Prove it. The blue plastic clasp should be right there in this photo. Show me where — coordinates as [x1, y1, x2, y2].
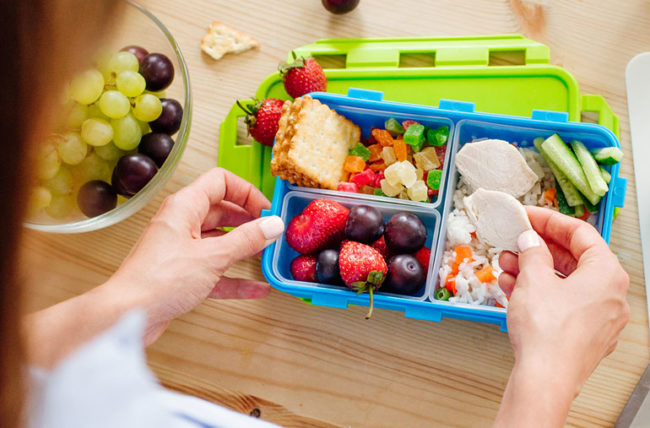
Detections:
[612, 177, 627, 208]
[531, 109, 569, 123]
[438, 99, 475, 113]
[404, 306, 442, 322]
[347, 88, 384, 101]
[260, 209, 271, 218]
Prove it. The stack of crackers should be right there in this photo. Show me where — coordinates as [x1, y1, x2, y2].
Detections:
[271, 96, 361, 190]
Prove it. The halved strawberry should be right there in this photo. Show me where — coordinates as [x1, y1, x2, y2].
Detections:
[286, 199, 349, 254]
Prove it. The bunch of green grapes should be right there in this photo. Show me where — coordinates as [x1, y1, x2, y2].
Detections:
[29, 47, 171, 221]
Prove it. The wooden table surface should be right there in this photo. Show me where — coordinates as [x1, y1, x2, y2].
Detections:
[20, 0, 650, 426]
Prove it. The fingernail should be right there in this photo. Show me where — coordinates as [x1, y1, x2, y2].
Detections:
[517, 229, 540, 252]
[260, 215, 284, 240]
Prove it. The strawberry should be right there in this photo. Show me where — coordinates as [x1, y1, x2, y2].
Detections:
[286, 199, 349, 254]
[279, 52, 327, 98]
[236, 98, 284, 146]
[371, 235, 389, 260]
[339, 240, 388, 319]
[290, 255, 318, 282]
[413, 246, 431, 272]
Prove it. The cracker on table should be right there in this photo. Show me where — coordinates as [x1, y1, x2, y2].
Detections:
[271, 96, 360, 190]
[200, 22, 259, 60]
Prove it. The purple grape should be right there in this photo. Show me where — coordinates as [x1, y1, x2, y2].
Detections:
[139, 53, 174, 91]
[321, 0, 360, 14]
[114, 154, 158, 195]
[77, 180, 117, 217]
[384, 254, 425, 295]
[149, 98, 182, 135]
[316, 249, 342, 285]
[384, 212, 427, 253]
[120, 45, 149, 63]
[111, 168, 133, 197]
[139, 133, 174, 167]
[345, 205, 384, 244]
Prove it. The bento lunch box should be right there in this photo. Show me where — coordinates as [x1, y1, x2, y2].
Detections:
[260, 89, 627, 331]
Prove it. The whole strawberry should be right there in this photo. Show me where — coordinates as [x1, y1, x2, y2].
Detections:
[279, 52, 327, 98]
[237, 98, 284, 146]
[371, 235, 389, 260]
[290, 255, 318, 282]
[339, 240, 388, 319]
[286, 199, 349, 254]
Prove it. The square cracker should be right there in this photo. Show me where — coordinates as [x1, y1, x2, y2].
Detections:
[201, 22, 259, 60]
[271, 96, 360, 190]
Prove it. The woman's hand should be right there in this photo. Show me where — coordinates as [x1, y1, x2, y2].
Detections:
[494, 206, 629, 427]
[25, 168, 284, 367]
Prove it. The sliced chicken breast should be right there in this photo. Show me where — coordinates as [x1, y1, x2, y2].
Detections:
[464, 188, 532, 252]
[455, 139, 538, 198]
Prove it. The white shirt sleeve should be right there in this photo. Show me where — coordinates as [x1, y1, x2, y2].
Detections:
[28, 310, 279, 428]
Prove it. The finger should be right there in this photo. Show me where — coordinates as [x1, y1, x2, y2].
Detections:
[525, 206, 609, 261]
[209, 277, 271, 299]
[202, 201, 257, 231]
[499, 251, 519, 276]
[158, 168, 270, 235]
[498, 272, 516, 297]
[202, 215, 284, 264]
[547, 241, 578, 276]
[517, 229, 555, 277]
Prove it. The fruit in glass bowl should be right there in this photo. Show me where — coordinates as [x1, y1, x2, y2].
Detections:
[25, 2, 191, 233]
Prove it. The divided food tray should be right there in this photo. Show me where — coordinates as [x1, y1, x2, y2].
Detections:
[260, 89, 627, 330]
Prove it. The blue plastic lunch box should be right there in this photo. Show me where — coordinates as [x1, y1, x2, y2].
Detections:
[260, 89, 627, 331]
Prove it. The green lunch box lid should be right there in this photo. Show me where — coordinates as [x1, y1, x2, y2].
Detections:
[218, 34, 619, 200]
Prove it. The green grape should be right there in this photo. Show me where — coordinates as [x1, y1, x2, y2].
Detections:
[69, 69, 104, 105]
[99, 90, 130, 119]
[72, 153, 112, 183]
[138, 119, 150, 135]
[27, 186, 52, 216]
[37, 141, 61, 180]
[46, 194, 75, 219]
[67, 103, 88, 129]
[145, 90, 166, 98]
[81, 118, 113, 146]
[116, 71, 146, 97]
[111, 113, 142, 150]
[43, 166, 74, 195]
[132, 94, 162, 122]
[94, 142, 124, 162]
[108, 52, 139, 76]
[56, 132, 87, 165]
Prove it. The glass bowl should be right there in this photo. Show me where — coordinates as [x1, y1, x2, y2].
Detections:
[25, 1, 191, 233]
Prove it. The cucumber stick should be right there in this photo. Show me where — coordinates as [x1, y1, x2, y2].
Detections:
[534, 137, 583, 207]
[570, 140, 608, 197]
[555, 179, 574, 216]
[600, 167, 611, 184]
[591, 147, 623, 166]
[541, 134, 601, 206]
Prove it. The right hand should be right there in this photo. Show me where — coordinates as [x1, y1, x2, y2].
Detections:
[498, 206, 629, 399]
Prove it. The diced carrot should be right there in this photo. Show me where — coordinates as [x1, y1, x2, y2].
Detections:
[577, 205, 590, 221]
[495, 302, 504, 308]
[445, 274, 456, 295]
[451, 262, 459, 275]
[544, 188, 557, 203]
[368, 161, 387, 172]
[343, 156, 366, 173]
[475, 265, 496, 283]
[454, 245, 473, 265]
[367, 144, 383, 162]
[393, 137, 408, 162]
[372, 128, 394, 146]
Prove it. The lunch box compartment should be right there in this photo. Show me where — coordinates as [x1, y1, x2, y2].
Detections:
[270, 190, 441, 304]
[285, 93, 455, 210]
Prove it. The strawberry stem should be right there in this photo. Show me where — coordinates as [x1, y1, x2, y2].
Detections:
[365, 286, 374, 320]
[236, 100, 253, 116]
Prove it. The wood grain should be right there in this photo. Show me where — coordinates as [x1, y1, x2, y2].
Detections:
[19, 0, 650, 426]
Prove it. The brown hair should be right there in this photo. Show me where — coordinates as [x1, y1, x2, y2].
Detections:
[0, 1, 118, 425]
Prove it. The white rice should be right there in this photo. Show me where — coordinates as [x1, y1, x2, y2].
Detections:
[438, 145, 555, 309]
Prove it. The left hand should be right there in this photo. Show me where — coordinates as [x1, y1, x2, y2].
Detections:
[102, 167, 284, 344]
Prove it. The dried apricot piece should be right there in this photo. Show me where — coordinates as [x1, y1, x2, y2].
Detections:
[343, 155, 366, 173]
[372, 128, 394, 147]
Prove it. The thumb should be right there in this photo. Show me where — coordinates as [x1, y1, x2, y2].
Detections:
[516, 229, 555, 274]
[205, 215, 284, 263]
